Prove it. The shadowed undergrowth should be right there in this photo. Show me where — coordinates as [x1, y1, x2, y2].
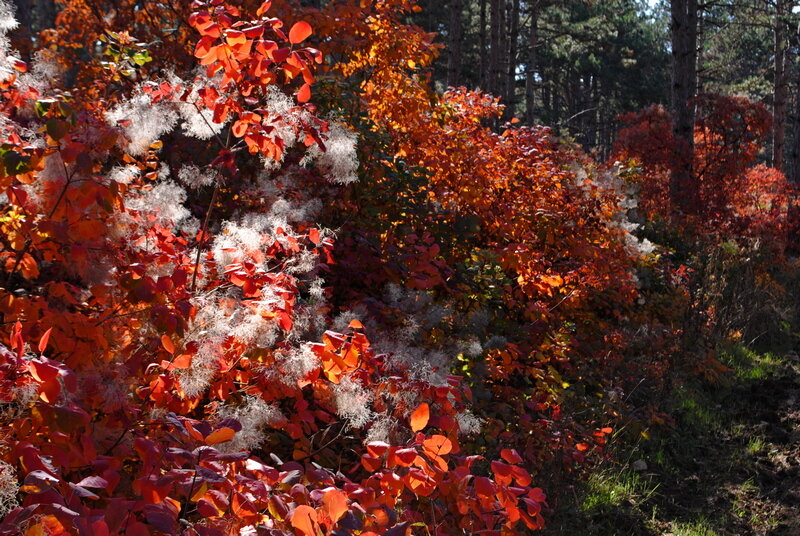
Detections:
[545, 342, 800, 535]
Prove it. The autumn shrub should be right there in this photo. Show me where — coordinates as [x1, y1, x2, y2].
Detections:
[0, 1, 553, 534]
[278, 0, 655, 489]
[613, 94, 792, 243]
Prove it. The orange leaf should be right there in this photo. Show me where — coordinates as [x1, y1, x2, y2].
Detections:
[256, 1, 272, 16]
[232, 119, 249, 138]
[171, 354, 192, 369]
[290, 505, 318, 536]
[297, 83, 311, 103]
[288, 21, 312, 45]
[161, 335, 175, 355]
[205, 427, 235, 445]
[422, 434, 452, 456]
[225, 30, 247, 47]
[321, 489, 348, 524]
[404, 469, 435, 496]
[410, 403, 429, 432]
[37, 328, 52, 354]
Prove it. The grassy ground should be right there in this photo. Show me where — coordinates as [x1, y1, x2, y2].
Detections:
[545, 343, 800, 535]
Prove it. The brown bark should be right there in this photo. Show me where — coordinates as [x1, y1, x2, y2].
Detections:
[503, 0, 520, 120]
[773, 0, 788, 170]
[489, 0, 502, 96]
[480, 0, 487, 90]
[670, 0, 700, 217]
[525, 0, 539, 124]
[447, 0, 464, 87]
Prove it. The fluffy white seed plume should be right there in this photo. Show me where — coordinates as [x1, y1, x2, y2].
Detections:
[106, 92, 178, 155]
[332, 376, 374, 429]
[0, 0, 18, 82]
[177, 164, 217, 189]
[215, 397, 286, 452]
[176, 340, 219, 398]
[108, 165, 141, 186]
[302, 121, 359, 184]
[277, 343, 320, 385]
[125, 180, 192, 230]
[0, 461, 18, 517]
[0, 1, 17, 31]
[455, 411, 483, 435]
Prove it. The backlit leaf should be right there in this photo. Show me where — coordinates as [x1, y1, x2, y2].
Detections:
[410, 403, 429, 432]
[289, 21, 312, 45]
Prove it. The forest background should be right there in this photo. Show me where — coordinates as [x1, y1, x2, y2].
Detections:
[0, 0, 799, 535]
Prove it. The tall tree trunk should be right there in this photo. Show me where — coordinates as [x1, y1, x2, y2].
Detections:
[525, 0, 539, 124]
[788, 76, 800, 254]
[447, 0, 464, 87]
[774, 0, 788, 170]
[791, 72, 800, 184]
[670, 0, 700, 217]
[489, 0, 502, 96]
[480, 0, 487, 90]
[503, 0, 520, 120]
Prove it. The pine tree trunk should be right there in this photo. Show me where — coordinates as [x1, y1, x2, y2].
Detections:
[480, 0, 487, 90]
[525, 0, 539, 124]
[773, 0, 788, 171]
[670, 0, 700, 217]
[447, 0, 464, 87]
[489, 0, 502, 96]
[791, 73, 800, 184]
[787, 67, 800, 254]
[503, 0, 520, 120]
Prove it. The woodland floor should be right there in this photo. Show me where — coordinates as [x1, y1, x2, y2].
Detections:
[545, 344, 800, 536]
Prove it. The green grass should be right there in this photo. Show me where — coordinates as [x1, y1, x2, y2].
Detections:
[669, 518, 720, 536]
[581, 469, 659, 512]
[676, 388, 720, 429]
[719, 343, 785, 382]
[746, 436, 765, 455]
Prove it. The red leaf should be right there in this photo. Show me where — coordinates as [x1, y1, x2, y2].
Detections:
[197, 498, 219, 518]
[308, 227, 320, 245]
[288, 21, 312, 45]
[388, 447, 417, 467]
[360, 454, 382, 472]
[500, 448, 523, 464]
[366, 441, 389, 457]
[410, 403, 429, 432]
[473, 476, 496, 498]
[29, 359, 59, 383]
[277, 311, 293, 331]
